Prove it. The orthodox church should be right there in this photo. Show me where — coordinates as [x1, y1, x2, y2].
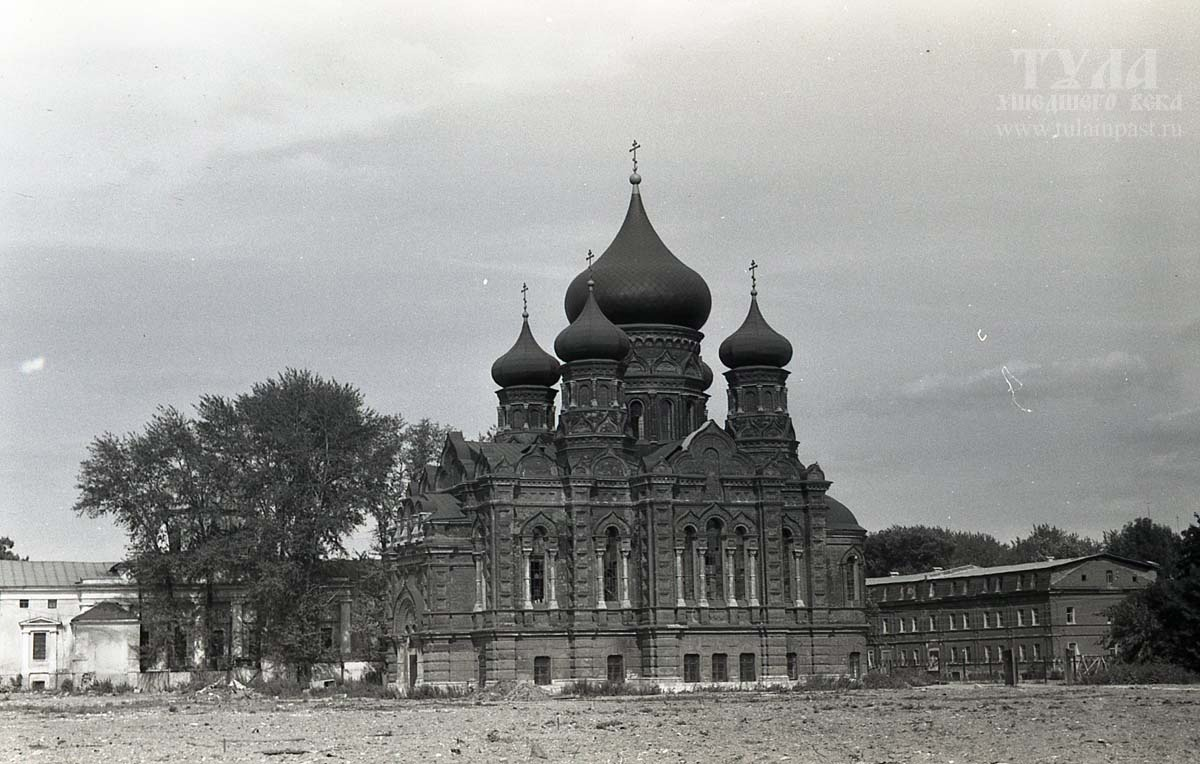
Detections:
[389, 155, 867, 689]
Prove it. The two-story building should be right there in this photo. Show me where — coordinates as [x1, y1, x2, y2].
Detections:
[865, 553, 1157, 680]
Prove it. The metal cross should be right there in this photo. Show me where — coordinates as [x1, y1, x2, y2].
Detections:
[586, 249, 595, 270]
[629, 140, 641, 172]
[748, 259, 758, 295]
[521, 282, 529, 317]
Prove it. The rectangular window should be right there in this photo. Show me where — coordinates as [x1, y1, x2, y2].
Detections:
[711, 653, 728, 682]
[984, 646, 991, 663]
[899, 651, 907, 666]
[910, 617, 917, 633]
[47, 599, 57, 609]
[533, 656, 551, 685]
[928, 583, 936, 598]
[982, 612, 990, 628]
[995, 612, 1003, 628]
[1032, 644, 1041, 660]
[1015, 575, 1022, 591]
[963, 646, 972, 663]
[898, 619, 904, 633]
[1031, 609, 1039, 626]
[321, 626, 334, 650]
[786, 652, 799, 681]
[881, 619, 889, 634]
[606, 655, 625, 683]
[739, 653, 756, 682]
[950, 647, 958, 663]
[32, 632, 47, 661]
[1081, 574, 1088, 582]
[684, 653, 701, 683]
[992, 577, 1001, 592]
[1066, 607, 1076, 625]
[530, 557, 545, 603]
[1017, 610, 1025, 627]
[961, 614, 969, 630]
[910, 650, 918, 666]
[928, 616, 936, 631]
[18, 599, 28, 608]
[948, 614, 955, 631]
[1106, 570, 1114, 584]
[959, 581, 967, 595]
[1018, 645, 1026, 661]
[1067, 642, 1078, 656]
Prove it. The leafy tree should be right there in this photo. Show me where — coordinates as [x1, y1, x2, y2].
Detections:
[1108, 514, 1200, 671]
[1007, 523, 1102, 563]
[76, 369, 401, 674]
[1103, 517, 1182, 575]
[865, 525, 1010, 577]
[0, 536, 26, 561]
[400, 418, 452, 482]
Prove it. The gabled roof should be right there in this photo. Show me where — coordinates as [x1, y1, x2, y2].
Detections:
[0, 561, 122, 589]
[866, 553, 1158, 586]
[72, 601, 137, 624]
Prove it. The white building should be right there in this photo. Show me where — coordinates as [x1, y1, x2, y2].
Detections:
[0, 561, 136, 690]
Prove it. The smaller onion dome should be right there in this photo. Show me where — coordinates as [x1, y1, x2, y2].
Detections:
[491, 316, 561, 387]
[554, 281, 632, 363]
[719, 291, 793, 369]
[699, 359, 714, 390]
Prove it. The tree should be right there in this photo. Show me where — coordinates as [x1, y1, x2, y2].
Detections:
[865, 525, 1010, 577]
[1007, 524, 1102, 563]
[76, 369, 402, 674]
[1103, 517, 1182, 575]
[0, 536, 26, 561]
[400, 418, 452, 482]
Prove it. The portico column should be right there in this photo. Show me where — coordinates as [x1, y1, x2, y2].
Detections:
[594, 548, 607, 609]
[547, 550, 558, 610]
[793, 549, 805, 607]
[697, 545, 709, 607]
[748, 546, 760, 607]
[473, 553, 484, 612]
[619, 547, 631, 609]
[522, 547, 533, 610]
[674, 547, 686, 607]
[725, 547, 737, 607]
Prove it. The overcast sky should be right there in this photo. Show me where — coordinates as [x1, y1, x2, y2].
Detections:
[2, 1, 1197, 561]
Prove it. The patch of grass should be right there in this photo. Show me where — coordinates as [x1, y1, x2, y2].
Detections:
[58, 678, 75, 694]
[405, 684, 469, 700]
[1078, 661, 1200, 685]
[90, 679, 133, 695]
[561, 680, 662, 697]
[862, 670, 939, 689]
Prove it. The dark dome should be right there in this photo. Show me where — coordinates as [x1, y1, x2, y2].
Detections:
[563, 178, 711, 330]
[554, 284, 632, 363]
[699, 359, 714, 390]
[491, 317, 561, 387]
[718, 294, 793, 369]
[825, 495, 865, 532]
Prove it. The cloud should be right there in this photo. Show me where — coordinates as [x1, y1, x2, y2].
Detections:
[19, 356, 45, 374]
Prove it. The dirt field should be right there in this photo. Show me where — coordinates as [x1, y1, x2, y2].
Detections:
[1, 683, 1196, 763]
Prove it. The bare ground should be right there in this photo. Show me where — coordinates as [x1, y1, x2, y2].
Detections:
[1, 683, 1197, 763]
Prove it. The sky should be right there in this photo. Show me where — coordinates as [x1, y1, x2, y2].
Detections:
[2, 1, 1198, 561]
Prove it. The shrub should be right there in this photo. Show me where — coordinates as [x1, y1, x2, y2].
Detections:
[1078, 661, 1200, 685]
[562, 680, 662, 697]
[58, 678, 74, 694]
[862, 670, 938, 689]
[406, 684, 469, 700]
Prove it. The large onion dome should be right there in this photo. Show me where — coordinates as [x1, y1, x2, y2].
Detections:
[491, 316, 561, 387]
[554, 281, 632, 362]
[719, 292, 793, 369]
[563, 174, 711, 330]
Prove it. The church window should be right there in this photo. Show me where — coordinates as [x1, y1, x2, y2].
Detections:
[606, 655, 625, 683]
[603, 526, 620, 602]
[705, 518, 724, 602]
[739, 653, 756, 682]
[685, 400, 696, 431]
[659, 398, 674, 441]
[684, 653, 700, 682]
[844, 555, 861, 604]
[598, 384, 611, 407]
[32, 632, 47, 661]
[786, 652, 799, 680]
[579, 383, 592, 405]
[711, 653, 728, 682]
[530, 527, 547, 604]
[683, 526, 698, 600]
[733, 526, 748, 601]
[533, 656, 551, 685]
[629, 400, 644, 440]
[762, 389, 774, 411]
[743, 388, 758, 412]
[511, 409, 526, 430]
[529, 407, 541, 429]
[781, 529, 794, 603]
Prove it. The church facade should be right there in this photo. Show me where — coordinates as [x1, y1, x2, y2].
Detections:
[388, 163, 867, 689]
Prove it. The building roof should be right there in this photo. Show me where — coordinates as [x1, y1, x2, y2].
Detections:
[491, 315, 561, 388]
[72, 601, 137, 624]
[719, 292, 794, 369]
[824, 496, 865, 532]
[866, 553, 1158, 586]
[0, 561, 122, 589]
[562, 174, 712, 331]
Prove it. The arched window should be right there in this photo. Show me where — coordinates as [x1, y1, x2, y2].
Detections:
[629, 400, 644, 440]
[743, 388, 758, 412]
[705, 518, 724, 602]
[683, 525, 697, 600]
[659, 398, 674, 441]
[529, 407, 541, 429]
[598, 384, 610, 407]
[603, 526, 620, 602]
[762, 389, 775, 411]
[781, 529, 794, 603]
[734, 526, 748, 600]
[579, 383, 592, 406]
[512, 409, 526, 429]
[844, 555, 860, 604]
[530, 527, 547, 604]
[685, 400, 695, 432]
